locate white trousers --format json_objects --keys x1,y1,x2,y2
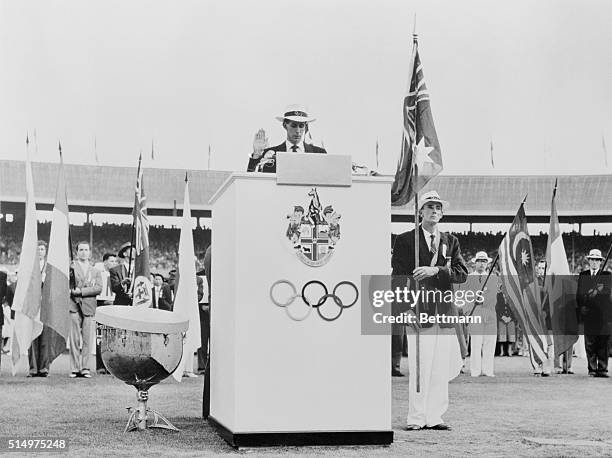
[
  {"x1": 406, "y1": 325, "x2": 461, "y2": 427},
  {"x1": 469, "y1": 333, "x2": 496, "y2": 376}
]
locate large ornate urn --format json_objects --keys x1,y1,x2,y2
[{"x1": 96, "y1": 306, "x2": 189, "y2": 432}]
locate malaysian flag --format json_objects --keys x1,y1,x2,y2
[
  {"x1": 391, "y1": 35, "x2": 443, "y2": 206},
  {"x1": 498, "y1": 202, "x2": 549, "y2": 368},
  {"x1": 131, "y1": 154, "x2": 151, "y2": 307}
]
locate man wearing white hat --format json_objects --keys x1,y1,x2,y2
[
  {"x1": 247, "y1": 104, "x2": 327, "y2": 173},
  {"x1": 391, "y1": 191, "x2": 468, "y2": 430},
  {"x1": 576, "y1": 248, "x2": 611, "y2": 377},
  {"x1": 462, "y1": 251, "x2": 499, "y2": 377}
]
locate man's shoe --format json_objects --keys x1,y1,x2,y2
[
  {"x1": 183, "y1": 372, "x2": 199, "y2": 378},
  {"x1": 405, "y1": 424, "x2": 422, "y2": 431},
  {"x1": 589, "y1": 371, "x2": 596, "y2": 377},
  {"x1": 81, "y1": 370, "x2": 92, "y2": 378},
  {"x1": 427, "y1": 423, "x2": 452, "y2": 430},
  {"x1": 595, "y1": 372, "x2": 609, "y2": 378},
  {"x1": 392, "y1": 369, "x2": 404, "y2": 377},
  {"x1": 27, "y1": 373, "x2": 37, "y2": 378},
  {"x1": 567, "y1": 370, "x2": 574, "y2": 374},
  {"x1": 38, "y1": 372, "x2": 48, "y2": 378},
  {"x1": 69, "y1": 372, "x2": 79, "y2": 378}
]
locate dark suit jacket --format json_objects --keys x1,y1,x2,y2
[
  {"x1": 391, "y1": 227, "x2": 468, "y2": 328},
  {"x1": 152, "y1": 284, "x2": 174, "y2": 311},
  {"x1": 110, "y1": 264, "x2": 131, "y2": 305},
  {"x1": 0, "y1": 271, "x2": 7, "y2": 325},
  {"x1": 576, "y1": 269, "x2": 611, "y2": 334},
  {"x1": 246, "y1": 142, "x2": 327, "y2": 173}
]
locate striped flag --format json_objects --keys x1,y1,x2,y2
[
  {"x1": 391, "y1": 35, "x2": 443, "y2": 206},
  {"x1": 131, "y1": 155, "x2": 152, "y2": 307},
  {"x1": 40, "y1": 148, "x2": 71, "y2": 365},
  {"x1": 11, "y1": 142, "x2": 43, "y2": 374},
  {"x1": 498, "y1": 203, "x2": 549, "y2": 368},
  {"x1": 545, "y1": 180, "x2": 578, "y2": 356},
  {"x1": 172, "y1": 176, "x2": 201, "y2": 381}
]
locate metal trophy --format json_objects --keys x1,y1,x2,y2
[{"x1": 96, "y1": 306, "x2": 189, "y2": 432}]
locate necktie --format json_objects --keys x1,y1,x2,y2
[
  {"x1": 291, "y1": 145, "x2": 298, "y2": 152},
  {"x1": 430, "y1": 234, "x2": 437, "y2": 258}
]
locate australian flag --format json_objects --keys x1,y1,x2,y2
[{"x1": 391, "y1": 36, "x2": 443, "y2": 206}]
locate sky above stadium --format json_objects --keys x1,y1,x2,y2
[{"x1": 1, "y1": 0, "x2": 611, "y2": 176}]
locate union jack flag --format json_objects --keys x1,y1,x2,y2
[
  {"x1": 391, "y1": 35, "x2": 443, "y2": 206},
  {"x1": 132, "y1": 155, "x2": 150, "y2": 284}
]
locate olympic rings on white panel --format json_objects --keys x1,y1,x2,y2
[{"x1": 269, "y1": 280, "x2": 359, "y2": 322}]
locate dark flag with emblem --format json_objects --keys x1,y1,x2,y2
[
  {"x1": 131, "y1": 155, "x2": 152, "y2": 307},
  {"x1": 391, "y1": 35, "x2": 443, "y2": 207},
  {"x1": 498, "y1": 202, "x2": 549, "y2": 368}
]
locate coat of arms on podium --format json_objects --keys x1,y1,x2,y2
[{"x1": 285, "y1": 188, "x2": 341, "y2": 267}]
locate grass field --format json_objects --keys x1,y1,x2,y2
[{"x1": 1, "y1": 353, "x2": 612, "y2": 457}]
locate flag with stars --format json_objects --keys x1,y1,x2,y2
[
  {"x1": 498, "y1": 203, "x2": 549, "y2": 368},
  {"x1": 132, "y1": 155, "x2": 152, "y2": 307},
  {"x1": 391, "y1": 36, "x2": 443, "y2": 206}
]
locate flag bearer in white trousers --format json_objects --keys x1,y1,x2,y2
[{"x1": 391, "y1": 191, "x2": 468, "y2": 431}]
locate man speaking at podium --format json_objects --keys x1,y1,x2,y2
[{"x1": 246, "y1": 104, "x2": 327, "y2": 173}]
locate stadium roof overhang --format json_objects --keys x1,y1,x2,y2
[{"x1": 1, "y1": 160, "x2": 611, "y2": 223}]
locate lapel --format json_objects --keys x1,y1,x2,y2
[
  {"x1": 416, "y1": 228, "x2": 431, "y2": 267},
  {"x1": 74, "y1": 261, "x2": 88, "y2": 282},
  {"x1": 274, "y1": 142, "x2": 287, "y2": 152},
  {"x1": 304, "y1": 143, "x2": 314, "y2": 153}
]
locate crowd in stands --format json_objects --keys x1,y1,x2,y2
[
  {"x1": 0, "y1": 222, "x2": 211, "y2": 273},
  {"x1": 1, "y1": 223, "x2": 609, "y2": 274}
]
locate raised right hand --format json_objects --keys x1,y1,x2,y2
[{"x1": 252, "y1": 128, "x2": 269, "y2": 159}]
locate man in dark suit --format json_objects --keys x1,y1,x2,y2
[
  {"x1": 151, "y1": 273, "x2": 174, "y2": 311},
  {"x1": 0, "y1": 269, "x2": 7, "y2": 371},
  {"x1": 576, "y1": 248, "x2": 611, "y2": 377},
  {"x1": 110, "y1": 242, "x2": 135, "y2": 305},
  {"x1": 246, "y1": 105, "x2": 327, "y2": 173},
  {"x1": 391, "y1": 191, "x2": 468, "y2": 431}
]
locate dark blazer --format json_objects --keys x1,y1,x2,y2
[
  {"x1": 391, "y1": 227, "x2": 468, "y2": 328},
  {"x1": 246, "y1": 142, "x2": 327, "y2": 173},
  {"x1": 70, "y1": 261, "x2": 102, "y2": 316},
  {"x1": 109, "y1": 264, "x2": 131, "y2": 305},
  {"x1": 576, "y1": 269, "x2": 611, "y2": 334},
  {"x1": 0, "y1": 271, "x2": 7, "y2": 325},
  {"x1": 151, "y1": 284, "x2": 174, "y2": 311}
]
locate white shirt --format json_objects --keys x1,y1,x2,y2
[
  {"x1": 421, "y1": 226, "x2": 440, "y2": 252},
  {"x1": 285, "y1": 140, "x2": 305, "y2": 153}
]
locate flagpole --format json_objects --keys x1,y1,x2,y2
[{"x1": 413, "y1": 165, "x2": 421, "y2": 393}]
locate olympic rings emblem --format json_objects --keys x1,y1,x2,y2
[{"x1": 269, "y1": 280, "x2": 359, "y2": 322}]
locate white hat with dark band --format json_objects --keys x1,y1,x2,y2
[{"x1": 275, "y1": 104, "x2": 316, "y2": 123}]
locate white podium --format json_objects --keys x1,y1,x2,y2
[{"x1": 208, "y1": 161, "x2": 393, "y2": 448}]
